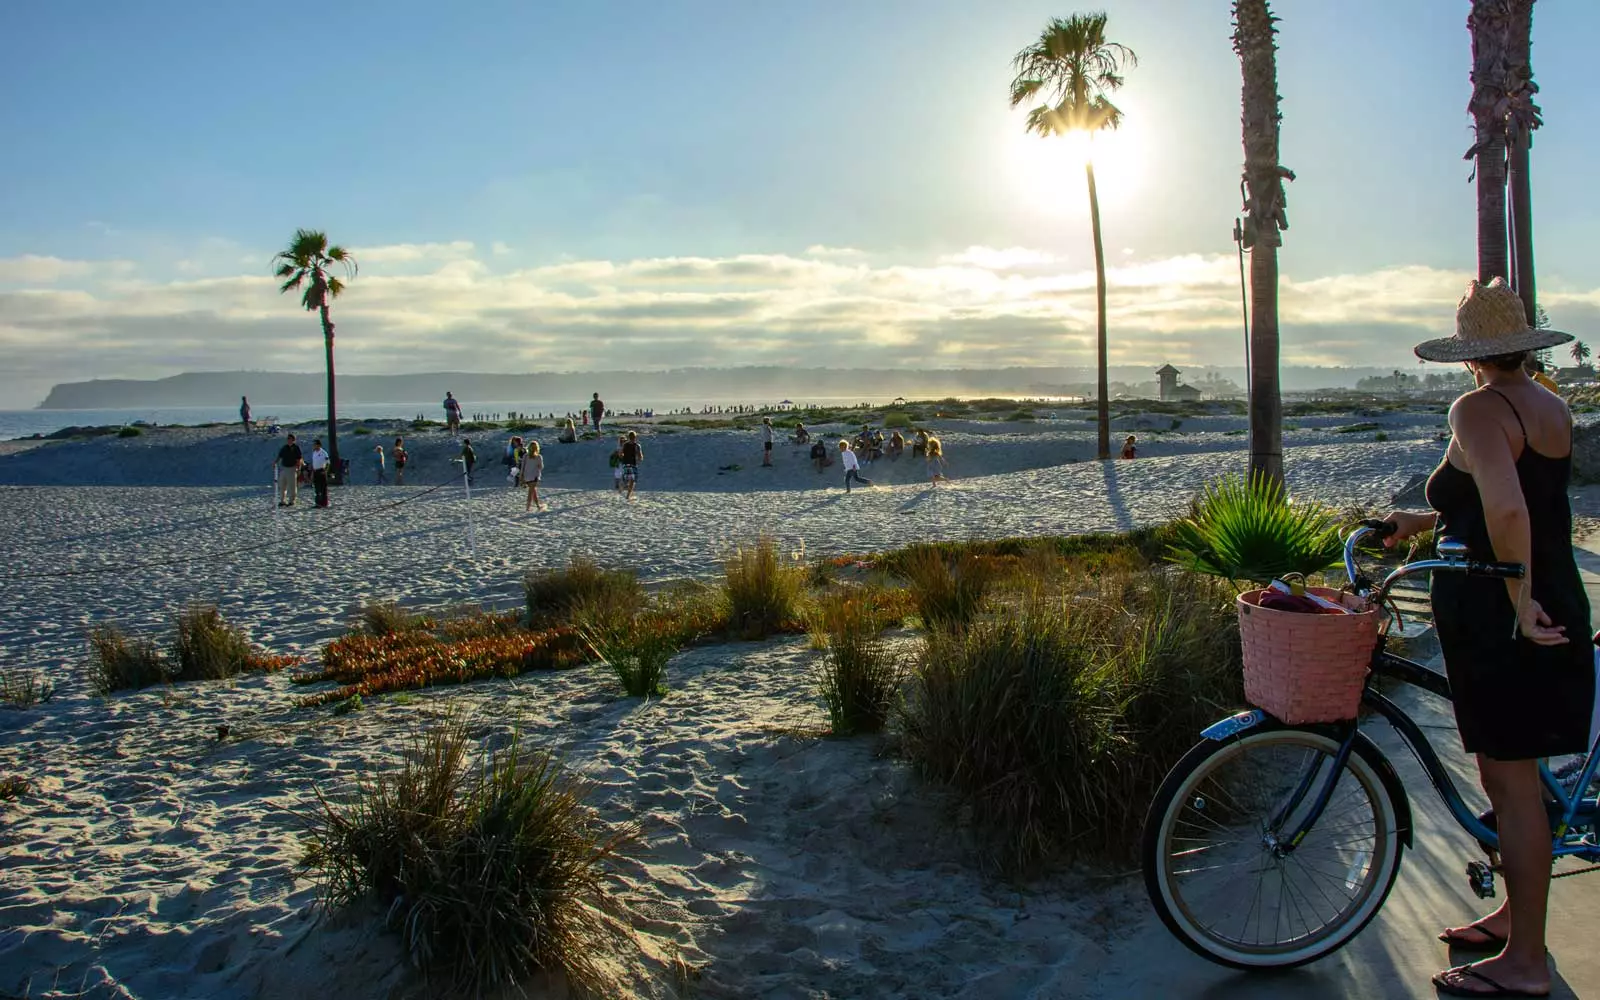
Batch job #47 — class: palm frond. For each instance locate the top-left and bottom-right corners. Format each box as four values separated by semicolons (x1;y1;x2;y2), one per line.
326;245;359;278
279;272;306;295
327;276;346;299
1008;12;1135;138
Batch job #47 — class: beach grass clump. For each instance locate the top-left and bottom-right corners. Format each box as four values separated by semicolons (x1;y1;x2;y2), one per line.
358;601;435;636
813;593;904;736
1167;474;1343;585
0;667;54;709
882;411;914;429
898;545;993;631
87;624;172;694
0;775;29;802
723;537;808;638
292;627;587;707
524;556;641;627
900;568;1241;869
300;719;635;997
576;604;680;697
117;426;142;438
171;604;257;682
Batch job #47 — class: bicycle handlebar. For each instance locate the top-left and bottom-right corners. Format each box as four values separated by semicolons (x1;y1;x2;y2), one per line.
1343;522;1524;604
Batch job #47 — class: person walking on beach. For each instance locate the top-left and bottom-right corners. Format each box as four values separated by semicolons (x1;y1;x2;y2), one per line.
310;438;331;507
762;416;775;467
925;436;948;483
373;444;386;484
609;435;625;491
276;433;303;506
522;441;546;511
240;396;252;434
460;439;476;484
392;437;408;485
840;440;873;492
443;391;463;436
505;435;525;486
1120;435;1138;460
590;393;606;434
620;430;642;500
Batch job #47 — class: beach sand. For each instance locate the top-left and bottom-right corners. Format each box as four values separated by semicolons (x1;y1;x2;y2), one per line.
0;410;1501;998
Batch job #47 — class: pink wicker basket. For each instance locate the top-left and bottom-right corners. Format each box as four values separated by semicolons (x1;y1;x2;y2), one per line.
1237;587;1384;724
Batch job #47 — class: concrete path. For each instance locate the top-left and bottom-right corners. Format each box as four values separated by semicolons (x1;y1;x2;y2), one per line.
1081;539;1600;999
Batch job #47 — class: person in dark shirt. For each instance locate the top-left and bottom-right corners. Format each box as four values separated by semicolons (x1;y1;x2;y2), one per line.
276;434;303;506
460;439;476;484
590;393;606;433
620;430;642;500
240;396;252;434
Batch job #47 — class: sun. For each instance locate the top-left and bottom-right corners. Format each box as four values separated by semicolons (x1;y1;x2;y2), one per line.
1000;110;1149;217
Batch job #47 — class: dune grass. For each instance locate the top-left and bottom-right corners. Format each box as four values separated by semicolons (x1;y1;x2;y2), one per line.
0;775;29;802
300;718;636;997
170;604;259;682
900;567;1241;870
897;546;994;631
524;556;641;627
723;537;808;638
0;667;54;709
812;593;904;735
86;624;172;694
576;603;681;698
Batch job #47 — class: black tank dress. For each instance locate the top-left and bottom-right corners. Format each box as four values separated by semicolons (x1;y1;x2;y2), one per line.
1426;388;1594;760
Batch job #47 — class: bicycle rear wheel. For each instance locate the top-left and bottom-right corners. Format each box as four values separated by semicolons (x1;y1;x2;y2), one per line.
1142;728;1403;969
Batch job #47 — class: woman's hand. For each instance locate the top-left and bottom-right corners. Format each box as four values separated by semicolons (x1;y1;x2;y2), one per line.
1518;599;1570;646
1380;510;1436;548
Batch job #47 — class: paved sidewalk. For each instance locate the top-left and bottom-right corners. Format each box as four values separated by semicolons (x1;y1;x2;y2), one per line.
1081;539;1600;998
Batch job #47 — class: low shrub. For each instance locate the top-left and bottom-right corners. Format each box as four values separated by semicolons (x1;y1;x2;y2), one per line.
524;556;640;627
723;537;808;638
171;605;256;681
0;775;29;801
352;427;373;436
1374;431;1389;442
300;719;635;996
117;426;142;438
813;594;903;735
900;569;1241;869
358;602;434;636
1006;409;1036;422
882;411;913;429
898;546;992;631
1168;474;1343;585
0;667;54;708
87;625;171;694
577;605;679;697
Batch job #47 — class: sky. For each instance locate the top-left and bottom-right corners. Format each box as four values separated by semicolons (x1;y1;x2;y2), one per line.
2;0;1598;407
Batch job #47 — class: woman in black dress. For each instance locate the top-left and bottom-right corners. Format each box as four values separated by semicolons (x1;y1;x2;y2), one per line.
1384;278;1591;998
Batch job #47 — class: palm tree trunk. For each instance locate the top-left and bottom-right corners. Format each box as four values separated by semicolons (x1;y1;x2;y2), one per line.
1468;0;1512;285
1506;0;1537;323
1085;158;1110;461
1235;0;1286;486
1475;127;1509;285
320;304;340;484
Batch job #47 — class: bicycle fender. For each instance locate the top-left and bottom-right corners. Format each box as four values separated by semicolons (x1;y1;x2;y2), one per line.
1200;709;1267;741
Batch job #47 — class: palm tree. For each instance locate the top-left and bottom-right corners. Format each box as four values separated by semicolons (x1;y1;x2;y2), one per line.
274;230;357;484
1009;12;1137;461
1234;0;1294;487
1571;341;1591;369
1466;0;1517;287
1504;0;1541;324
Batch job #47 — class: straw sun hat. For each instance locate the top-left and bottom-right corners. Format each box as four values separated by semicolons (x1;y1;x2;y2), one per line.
1413;277;1572;362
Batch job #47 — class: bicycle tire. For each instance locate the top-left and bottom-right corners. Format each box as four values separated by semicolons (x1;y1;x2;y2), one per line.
1141;726;1405;969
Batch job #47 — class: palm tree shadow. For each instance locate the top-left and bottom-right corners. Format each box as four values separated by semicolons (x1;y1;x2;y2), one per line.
1101;461;1135;532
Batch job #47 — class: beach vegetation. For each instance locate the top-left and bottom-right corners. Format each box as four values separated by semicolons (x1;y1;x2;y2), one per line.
576;604;680;697
86;624;171;694
898;546;993;631
0;775;29;802
0;667;54;709
524;556;640;627
117;426;142;438
299;718;635;997
171;604;258;682
1374;431;1389;442
1006;409;1037;422
332;694;363;716
1335;421;1382;434
723;537;808;638
901;568;1241;869
882;411;914;429
813;593;904;735
1168;474;1343;584
351;426;372;436
274;228;358;484
358;601;434;636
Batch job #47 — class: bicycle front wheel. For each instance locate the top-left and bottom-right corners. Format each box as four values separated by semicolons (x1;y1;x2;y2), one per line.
1142;727;1404;969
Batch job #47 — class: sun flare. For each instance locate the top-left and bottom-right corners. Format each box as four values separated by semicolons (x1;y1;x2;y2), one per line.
1001;112;1148;216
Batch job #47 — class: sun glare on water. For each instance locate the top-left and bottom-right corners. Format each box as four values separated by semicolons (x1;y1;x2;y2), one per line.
1001;112;1148;217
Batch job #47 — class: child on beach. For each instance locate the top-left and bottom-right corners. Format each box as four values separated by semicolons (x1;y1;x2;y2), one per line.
522;441;545;511
620;431;643;500
393;438;407;485
460;439;476;483
373;445;386;484
912;429;928;459
762;416;774;467
888;430;905;460
840;440;872;492
609;435;625;490
1120;435;1138;460
559;418;577;444
925;437;948;483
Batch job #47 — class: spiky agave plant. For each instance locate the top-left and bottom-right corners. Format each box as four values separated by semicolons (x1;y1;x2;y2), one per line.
1168;474;1343;585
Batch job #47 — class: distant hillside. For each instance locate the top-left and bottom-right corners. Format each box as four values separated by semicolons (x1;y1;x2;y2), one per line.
37;366;1395;409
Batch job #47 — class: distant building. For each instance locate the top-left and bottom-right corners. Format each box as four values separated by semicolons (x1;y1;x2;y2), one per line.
1157;364;1202;402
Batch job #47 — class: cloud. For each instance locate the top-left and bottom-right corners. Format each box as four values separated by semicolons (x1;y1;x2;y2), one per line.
0;244;1567;406
491;241;513;256
803;245;865;260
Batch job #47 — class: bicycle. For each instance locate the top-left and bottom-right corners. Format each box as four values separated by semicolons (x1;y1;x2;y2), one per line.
1141;519;1600;969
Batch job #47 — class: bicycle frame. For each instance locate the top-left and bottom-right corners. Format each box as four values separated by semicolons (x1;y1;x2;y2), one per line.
1198;524;1600;864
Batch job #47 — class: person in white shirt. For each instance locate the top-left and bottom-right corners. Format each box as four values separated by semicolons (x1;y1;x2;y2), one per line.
762;416;775;467
839;440;873;493
310;438;331;507
521;440;546;511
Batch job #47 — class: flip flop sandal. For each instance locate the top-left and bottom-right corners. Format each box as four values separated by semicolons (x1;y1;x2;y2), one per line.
1431;964;1550;998
1438;924;1508;951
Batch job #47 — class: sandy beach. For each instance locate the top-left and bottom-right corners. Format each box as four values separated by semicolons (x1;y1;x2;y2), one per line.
0;407;1531;999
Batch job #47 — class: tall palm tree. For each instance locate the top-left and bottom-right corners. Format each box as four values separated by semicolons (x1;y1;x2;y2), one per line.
1504;0;1541;324
274;229;357;484
1466;0;1517;287
1234;0;1294;487
1009;12;1136;461
1571;341;1591;368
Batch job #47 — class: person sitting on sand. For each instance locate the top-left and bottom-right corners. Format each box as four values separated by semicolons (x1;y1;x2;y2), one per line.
373;444;386;484
393;437;408;485
792;423;810;445
521;440;545;511
840;440;872;492
276;433;303;506
558;418;577;444
762;416;775;467
460;439;476;483
926;436;948;483
888;430;905;460
620;431;643;500
240;396;252;434
912;429;929;459
1120;435;1138;460
810;439;829;472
